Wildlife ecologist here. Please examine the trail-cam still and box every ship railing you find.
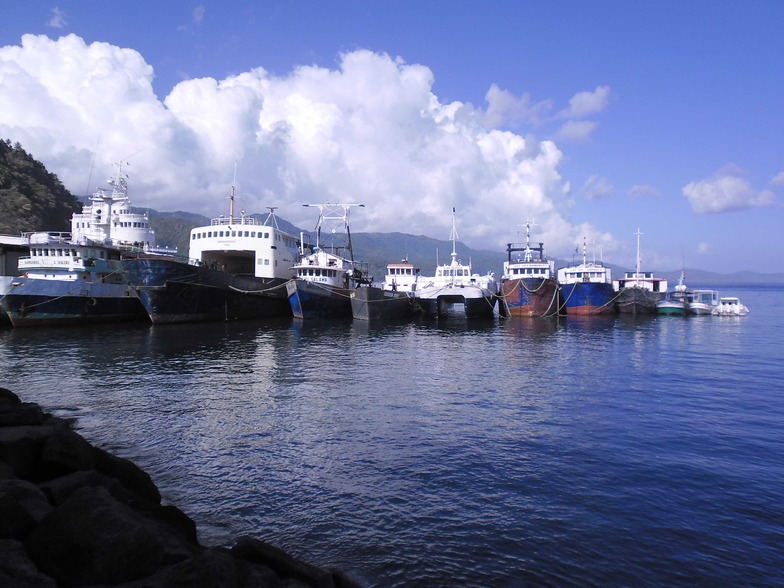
[210,215,262,226]
[23,231,72,244]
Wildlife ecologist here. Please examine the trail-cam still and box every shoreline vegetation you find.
[0,387,362,587]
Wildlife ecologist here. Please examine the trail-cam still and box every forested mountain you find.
[0,140,82,234]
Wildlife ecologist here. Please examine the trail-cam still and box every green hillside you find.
[0,140,82,234]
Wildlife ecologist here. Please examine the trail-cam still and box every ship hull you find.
[287,279,353,320]
[500,277,564,317]
[616,287,664,315]
[417,287,496,319]
[560,282,617,315]
[656,302,687,316]
[350,286,420,321]
[124,257,291,324]
[0,279,146,327]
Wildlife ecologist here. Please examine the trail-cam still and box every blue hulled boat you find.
[557,240,617,315]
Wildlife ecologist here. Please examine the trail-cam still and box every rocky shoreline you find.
[0,388,362,587]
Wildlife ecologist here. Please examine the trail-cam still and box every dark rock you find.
[0,402,45,427]
[0,479,53,527]
[40,427,95,475]
[0,425,55,478]
[26,485,165,587]
[38,469,123,506]
[1,391,363,588]
[0,538,57,587]
[144,503,200,546]
[0,496,38,539]
[92,445,162,504]
[232,536,338,588]
[0,387,21,407]
[116,546,281,588]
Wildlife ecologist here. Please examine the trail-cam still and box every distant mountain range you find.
[146,208,784,286]
[6,140,778,285]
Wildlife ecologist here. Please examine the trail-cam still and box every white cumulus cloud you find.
[682,167,776,213]
[0,34,609,256]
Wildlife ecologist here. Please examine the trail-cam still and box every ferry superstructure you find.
[124,185,300,324]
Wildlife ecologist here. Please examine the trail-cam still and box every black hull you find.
[1,291,146,327]
[287,280,353,320]
[125,257,291,324]
[617,288,664,315]
[419,293,496,319]
[350,286,420,321]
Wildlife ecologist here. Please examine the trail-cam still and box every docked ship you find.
[0,234,27,325]
[286,203,371,320]
[557,239,617,315]
[0,163,171,327]
[613,229,668,314]
[417,209,498,319]
[351,259,421,321]
[655,271,691,316]
[124,184,300,324]
[712,296,749,316]
[689,289,719,315]
[498,221,563,318]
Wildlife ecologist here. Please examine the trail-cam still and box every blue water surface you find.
[1,284,782,587]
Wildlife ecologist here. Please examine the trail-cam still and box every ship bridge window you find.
[264,232,269,238]
[244,231,249,237]
[251,232,256,238]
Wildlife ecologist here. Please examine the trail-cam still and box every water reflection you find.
[0,287,780,587]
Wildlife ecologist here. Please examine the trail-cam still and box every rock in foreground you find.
[0,387,361,587]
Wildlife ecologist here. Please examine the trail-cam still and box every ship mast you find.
[303,203,365,262]
[449,207,458,265]
[635,228,643,285]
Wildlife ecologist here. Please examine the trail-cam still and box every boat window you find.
[264,232,269,238]
[251,232,256,237]
[264,259,269,265]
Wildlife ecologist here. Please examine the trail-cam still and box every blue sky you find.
[1,1,782,273]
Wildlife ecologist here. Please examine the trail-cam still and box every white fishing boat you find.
[613,229,668,314]
[688,289,719,315]
[351,259,421,321]
[287,203,371,319]
[712,296,750,316]
[417,208,497,319]
[0,162,172,327]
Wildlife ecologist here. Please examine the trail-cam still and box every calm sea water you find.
[1,284,782,587]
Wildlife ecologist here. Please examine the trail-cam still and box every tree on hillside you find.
[0,139,82,234]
